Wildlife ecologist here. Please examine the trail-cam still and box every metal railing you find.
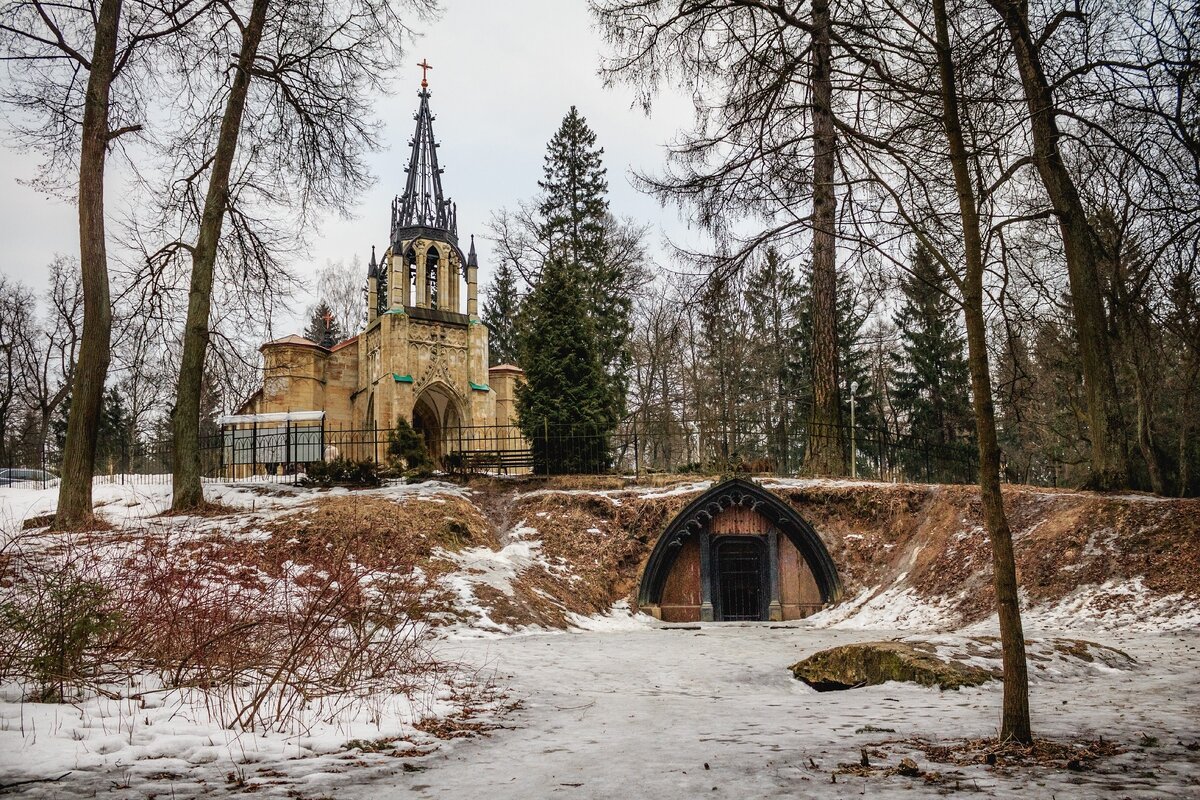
[1,417,980,488]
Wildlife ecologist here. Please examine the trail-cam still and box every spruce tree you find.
[743,248,805,469]
[303,301,343,347]
[890,247,973,475]
[794,263,881,450]
[697,271,751,467]
[482,259,521,366]
[536,107,630,421]
[515,256,612,474]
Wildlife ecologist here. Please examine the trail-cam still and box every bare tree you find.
[0,276,34,462]
[983,0,1132,489]
[169,0,270,510]
[16,258,82,465]
[315,258,366,339]
[160,0,434,510]
[591,0,849,474]
[1,0,211,526]
[929,0,1030,742]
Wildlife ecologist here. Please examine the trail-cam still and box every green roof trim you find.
[384,307,406,315]
[469,381,490,392]
[392,373,414,383]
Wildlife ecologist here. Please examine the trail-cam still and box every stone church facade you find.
[239,74,522,454]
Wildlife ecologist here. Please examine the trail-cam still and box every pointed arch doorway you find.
[638,478,842,622]
[412,383,463,466]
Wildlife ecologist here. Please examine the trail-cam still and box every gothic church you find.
[239,70,523,450]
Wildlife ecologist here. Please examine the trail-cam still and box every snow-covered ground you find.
[3,479,1198,797]
[6,621,1196,798]
[348,624,1198,800]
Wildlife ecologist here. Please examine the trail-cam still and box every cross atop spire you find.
[391,83,457,245]
[417,58,432,88]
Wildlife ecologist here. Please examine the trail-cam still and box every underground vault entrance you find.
[637,478,842,622]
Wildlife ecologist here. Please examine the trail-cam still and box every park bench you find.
[450,449,535,475]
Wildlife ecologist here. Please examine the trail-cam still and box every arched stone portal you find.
[638,478,841,622]
[412,382,464,465]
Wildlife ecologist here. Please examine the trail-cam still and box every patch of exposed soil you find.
[767,482,1200,626]
[68,478,1196,633]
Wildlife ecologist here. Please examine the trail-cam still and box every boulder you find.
[790,640,995,691]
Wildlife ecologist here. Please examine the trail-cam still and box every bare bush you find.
[0,521,443,733]
[0,545,121,702]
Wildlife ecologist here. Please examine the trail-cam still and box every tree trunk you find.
[54,0,122,530]
[932,0,1032,743]
[1132,371,1165,495]
[988,0,1129,491]
[804,0,845,476]
[171,0,270,510]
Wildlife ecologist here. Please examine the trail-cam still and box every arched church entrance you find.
[412,383,464,466]
[638,478,841,623]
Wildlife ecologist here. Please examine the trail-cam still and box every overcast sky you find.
[0,0,700,334]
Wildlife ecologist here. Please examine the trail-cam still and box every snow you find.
[1015,578,1200,634]
[564,600,652,632]
[325,625,1196,800]
[4,478,1199,797]
[12,622,1190,798]
[0,478,473,540]
[0,665,482,797]
[808,583,967,631]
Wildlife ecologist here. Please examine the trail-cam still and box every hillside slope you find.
[3,476,1196,634]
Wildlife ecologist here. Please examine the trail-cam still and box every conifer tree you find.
[794,264,881,444]
[742,248,805,469]
[890,247,973,456]
[303,301,343,348]
[697,271,751,467]
[515,257,612,474]
[536,106,630,420]
[482,259,522,366]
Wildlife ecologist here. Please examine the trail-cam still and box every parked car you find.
[0,468,60,488]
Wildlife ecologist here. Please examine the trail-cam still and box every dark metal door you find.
[714,537,767,621]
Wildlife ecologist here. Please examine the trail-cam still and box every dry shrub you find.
[109,532,436,731]
[0,511,448,733]
[0,535,123,702]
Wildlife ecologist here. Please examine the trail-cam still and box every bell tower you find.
[366,60,477,318]
[357,61,493,443]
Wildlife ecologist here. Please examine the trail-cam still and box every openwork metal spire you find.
[391,74,457,245]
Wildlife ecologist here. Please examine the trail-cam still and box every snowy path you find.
[343,625,1200,800]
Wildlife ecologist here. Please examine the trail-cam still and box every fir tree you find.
[303,301,343,347]
[53,387,135,475]
[482,259,522,366]
[697,271,754,467]
[515,256,613,474]
[536,107,630,420]
[538,106,609,270]
[386,416,433,480]
[794,263,882,438]
[742,248,806,469]
[890,247,973,456]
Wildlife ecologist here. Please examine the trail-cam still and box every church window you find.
[405,247,417,307]
[426,245,440,309]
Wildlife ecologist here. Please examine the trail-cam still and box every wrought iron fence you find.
[1,417,979,488]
